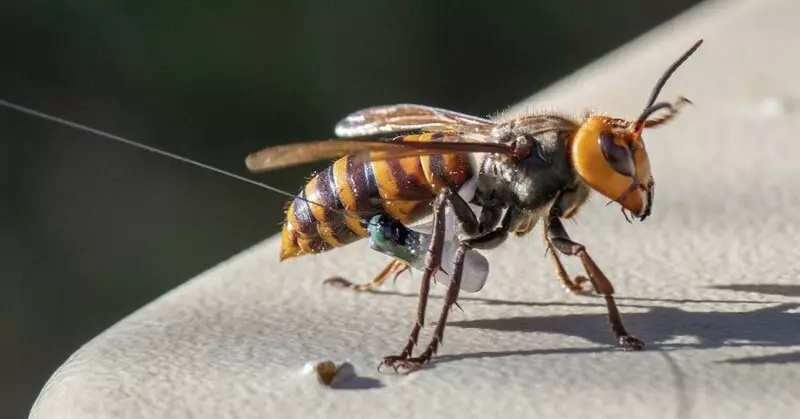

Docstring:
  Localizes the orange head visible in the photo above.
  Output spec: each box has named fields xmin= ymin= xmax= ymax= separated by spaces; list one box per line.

xmin=569 ymin=39 xmax=702 ymax=221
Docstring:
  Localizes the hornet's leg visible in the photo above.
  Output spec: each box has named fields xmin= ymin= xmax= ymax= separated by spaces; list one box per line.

xmin=379 ymin=187 xmax=481 ymax=372
xmin=323 ymin=260 xmax=410 ymax=292
xmin=541 ymin=224 xmax=590 ymax=294
xmin=544 ymin=209 xmax=644 ymax=351
xmin=404 ymin=242 xmax=470 ymax=367
xmin=385 ymin=210 xmax=515 ymax=371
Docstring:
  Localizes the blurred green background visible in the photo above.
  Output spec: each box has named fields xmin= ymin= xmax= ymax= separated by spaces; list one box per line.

xmin=0 ymin=1 xmax=701 ymax=417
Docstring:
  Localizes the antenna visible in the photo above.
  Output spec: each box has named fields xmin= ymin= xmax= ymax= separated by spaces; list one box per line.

xmin=0 ymin=98 xmax=367 ymax=225
xmin=642 ymin=39 xmax=703 ymax=111
xmin=634 ymin=39 xmax=703 ymax=132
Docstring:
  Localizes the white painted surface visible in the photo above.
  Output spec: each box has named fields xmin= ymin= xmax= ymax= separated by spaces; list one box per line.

xmin=30 ymin=0 xmax=800 ymax=417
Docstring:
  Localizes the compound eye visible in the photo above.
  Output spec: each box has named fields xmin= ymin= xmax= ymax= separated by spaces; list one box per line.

xmin=598 ymin=132 xmax=635 ymax=177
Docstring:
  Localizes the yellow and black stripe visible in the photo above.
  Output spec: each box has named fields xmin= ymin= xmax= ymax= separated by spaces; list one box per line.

xmin=279 ymin=132 xmax=474 ymax=260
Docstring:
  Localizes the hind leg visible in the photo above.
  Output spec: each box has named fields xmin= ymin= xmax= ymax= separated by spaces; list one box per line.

xmin=324 ymin=260 xmax=410 ymax=292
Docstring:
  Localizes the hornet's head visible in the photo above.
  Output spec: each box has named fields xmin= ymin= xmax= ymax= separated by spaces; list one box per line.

xmin=569 ymin=39 xmax=702 ymax=221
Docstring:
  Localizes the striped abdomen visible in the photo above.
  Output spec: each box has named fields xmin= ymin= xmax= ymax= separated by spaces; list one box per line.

xmin=279 ymin=133 xmax=474 ymax=260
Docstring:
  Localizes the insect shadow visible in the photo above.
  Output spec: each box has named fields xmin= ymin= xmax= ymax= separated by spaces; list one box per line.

xmin=720 ymin=350 xmax=800 ymax=365
xmin=330 ymin=375 xmax=384 ymax=390
xmin=451 ymin=303 xmax=796 ymax=347
xmin=707 ymin=283 xmax=800 ymax=298
xmin=369 ymin=286 xmax=800 ymax=365
xmin=706 ymin=283 xmax=800 ymax=365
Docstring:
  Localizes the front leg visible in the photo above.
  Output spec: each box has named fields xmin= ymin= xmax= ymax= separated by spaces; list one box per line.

xmin=541 ymin=225 xmax=591 ymax=294
xmin=544 ymin=210 xmax=644 ymax=351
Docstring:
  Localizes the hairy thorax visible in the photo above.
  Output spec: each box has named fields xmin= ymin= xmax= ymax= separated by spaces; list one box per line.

xmin=471 ymin=129 xmax=583 ymax=232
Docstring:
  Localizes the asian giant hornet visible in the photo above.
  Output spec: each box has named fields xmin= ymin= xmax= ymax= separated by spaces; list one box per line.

xmin=244 ymin=39 xmax=703 ymax=372
xmin=0 ymin=39 xmax=703 ymax=374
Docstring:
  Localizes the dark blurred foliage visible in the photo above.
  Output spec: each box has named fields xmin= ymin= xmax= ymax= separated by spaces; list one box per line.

xmin=0 ymin=1 xmax=700 ymax=416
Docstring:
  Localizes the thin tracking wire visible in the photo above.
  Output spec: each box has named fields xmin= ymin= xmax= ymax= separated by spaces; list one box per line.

xmin=0 ymin=98 xmax=366 ymax=224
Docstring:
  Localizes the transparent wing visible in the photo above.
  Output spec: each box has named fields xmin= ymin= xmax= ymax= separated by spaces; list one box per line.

xmin=334 ymin=104 xmax=496 ymax=137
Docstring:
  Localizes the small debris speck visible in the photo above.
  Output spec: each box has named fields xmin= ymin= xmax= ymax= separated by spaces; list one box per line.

xmin=302 ymin=360 xmax=355 ymax=387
